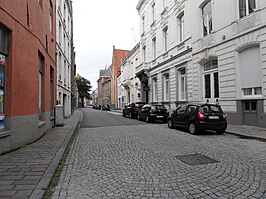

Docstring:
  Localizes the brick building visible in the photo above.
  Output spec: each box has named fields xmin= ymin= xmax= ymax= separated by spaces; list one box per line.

xmin=97 ymin=66 xmax=111 ymax=107
xmin=110 ymin=46 xmax=129 ymax=109
xmin=0 ymin=0 xmax=56 ymax=154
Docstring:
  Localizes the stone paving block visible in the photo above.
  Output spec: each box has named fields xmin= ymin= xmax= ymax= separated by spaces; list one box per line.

xmin=0 ymin=190 xmax=16 ymax=197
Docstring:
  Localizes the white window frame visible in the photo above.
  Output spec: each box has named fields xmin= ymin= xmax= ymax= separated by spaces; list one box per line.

xmin=239 ymin=0 xmax=256 ymax=18
xmin=152 ymin=3 xmax=156 ymax=23
xmin=202 ymin=60 xmax=219 ymax=100
xmin=178 ymin=13 xmax=184 ymax=42
xmin=142 ymin=45 xmax=146 ymax=62
xmin=162 ymin=0 xmax=167 ymax=10
xmin=142 ymin=15 xmax=145 ymax=34
xmin=152 ymin=37 xmax=156 ymax=59
xmin=202 ymin=1 xmax=212 ymax=36
xmin=242 ymin=87 xmax=262 ymax=97
xmin=163 ymin=26 xmax=168 ymax=52
xmin=152 ymin=77 xmax=158 ymax=102
xmin=163 ymin=73 xmax=170 ymax=101
xmin=178 ymin=68 xmax=187 ymax=101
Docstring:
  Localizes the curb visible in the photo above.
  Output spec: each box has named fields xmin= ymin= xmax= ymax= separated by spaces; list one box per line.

xmin=29 ymin=110 xmax=83 ymax=199
xmin=225 ymin=131 xmax=266 ymax=142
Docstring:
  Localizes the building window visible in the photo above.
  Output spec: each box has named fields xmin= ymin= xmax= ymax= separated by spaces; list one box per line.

xmin=163 ymin=0 xmax=167 ymax=10
xmin=152 ymin=78 xmax=158 ymax=102
xmin=0 ymin=54 xmax=6 ymax=129
xmin=178 ymin=13 xmax=184 ymax=42
xmin=244 ymin=100 xmax=257 ymax=111
xmin=239 ymin=0 xmax=256 ymax=18
xmin=152 ymin=3 xmax=156 ymax=22
xmin=38 ymin=52 xmax=44 ymax=121
xmin=163 ymin=73 xmax=170 ymax=101
xmin=163 ymin=26 xmax=168 ymax=51
xmin=152 ymin=37 xmax=156 ymax=59
xmin=142 ymin=16 xmax=145 ymax=34
xmin=202 ymin=1 xmax=212 ymax=36
xmin=49 ymin=0 xmax=53 ymax=32
xmin=50 ymin=67 xmax=54 ymax=117
xmin=239 ymin=46 xmax=261 ymax=95
xmin=178 ymin=68 xmax=187 ymax=101
xmin=142 ymin=46 xmax=146 ymax=62
xmin=203 ymin=60 xmax=219 ymax=99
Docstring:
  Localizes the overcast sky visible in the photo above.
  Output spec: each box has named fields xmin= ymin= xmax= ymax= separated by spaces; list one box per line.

xmin=73 ymin=0 xmax=140 ymax=90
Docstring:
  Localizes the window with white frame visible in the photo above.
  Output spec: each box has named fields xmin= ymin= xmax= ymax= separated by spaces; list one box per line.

xmin=142 ymin=45 xmax=146 ymax=62
xmin=178 ymin=68 xmax=187 ymax=101
xmin=203 ymin=60 xmax=219 ymax=99
xmin=240 ymin=46 xmax=262 ymax=97
xmin=163 ymin=0 xmax=167 ymax=10
xmin=178 ymin=13 xmax=184 ymax=42
xmin=202 ymin=1 xmax=212 ymax=36
xmin=152 ymin=37 xmax=156 ymax=59
xmin=152 ymin=77 xmax=158 ymax=102
xmin=152 ymin=3 xmax=156 ymax=23
xmin=163 ymin=26 xmax=168 ymax=51
xmin=142 ymin=16 xmax=145 ymax=34
xmin=239 ymin=0 xmax=256 ymax=18
xmin=163 ymin=73 xmax=170 ymax=101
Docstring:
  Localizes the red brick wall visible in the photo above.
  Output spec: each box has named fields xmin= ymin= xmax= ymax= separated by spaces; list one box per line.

xmin=0 ymin=0 xmax=56 ymax=116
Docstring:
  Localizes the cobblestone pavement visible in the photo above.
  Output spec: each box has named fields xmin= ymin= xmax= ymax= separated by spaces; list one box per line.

xmin=52 ymin=124 xmax=266 ymax=199
xmin=0 ymin=110 xmax=82 ymax=199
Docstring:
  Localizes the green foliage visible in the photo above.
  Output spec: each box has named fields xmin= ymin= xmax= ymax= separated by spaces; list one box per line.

xmin=76 ymin=74 xmax=92 ymax=107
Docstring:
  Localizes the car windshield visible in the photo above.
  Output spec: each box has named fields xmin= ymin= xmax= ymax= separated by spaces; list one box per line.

xmin=135 ymin=103 xmax=145 ymax=108
xmin=200 ymin=105 xmax=222 ymax=114
xmin=151 ymin=105 xmax=166 ymax=110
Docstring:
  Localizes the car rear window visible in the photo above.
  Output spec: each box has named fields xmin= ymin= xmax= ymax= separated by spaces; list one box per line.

xmin=200 ymin=105 xmax=223 ymax=114
xmin=151 ymin=105 xmax=166 ymax=110
xmin=135 ymin=103 xmax=145 ymax=108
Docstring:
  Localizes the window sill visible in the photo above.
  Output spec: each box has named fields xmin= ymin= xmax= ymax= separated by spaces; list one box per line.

xmin=38 ymin=121 xmax=46 ymax=128
xmin=0 ymin=130 xmax=11 ymax=138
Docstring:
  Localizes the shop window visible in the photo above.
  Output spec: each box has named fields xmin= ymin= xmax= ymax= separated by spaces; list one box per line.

xmin=0 ymin=54 xmax=6 ymax=129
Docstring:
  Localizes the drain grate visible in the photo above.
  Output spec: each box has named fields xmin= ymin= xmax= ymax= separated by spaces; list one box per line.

xmin=175 ymin=154 xmax=219 ymax=166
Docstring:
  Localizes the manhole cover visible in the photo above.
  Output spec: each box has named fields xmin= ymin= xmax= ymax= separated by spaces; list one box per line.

xmin=175 ymin=154 xmax=219 ymax=166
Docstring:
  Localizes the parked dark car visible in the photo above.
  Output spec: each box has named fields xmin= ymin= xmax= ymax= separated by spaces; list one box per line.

xmin=122 ymin=102 xmax=146 ymax=118
xmin=167 ymin=103 xmax=227 ymax=134
xmin=137 ymin=104 xmax=169 ymax=123
xmin=102 ymin=105 xmax=110 ymax=111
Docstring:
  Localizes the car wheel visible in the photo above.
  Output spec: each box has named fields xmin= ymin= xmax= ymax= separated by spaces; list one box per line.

xmin=129 ymin=112 xmax=133 ymax=119
xmin=216 ymin=129 xmax=225 ymax=134
xmin=168 ymin=119 xmax=174 ymax=129
xmin=145 ymin=115 xmax=150 ymax=123
xmin=188 ymin=122 xmax=198 ymax=134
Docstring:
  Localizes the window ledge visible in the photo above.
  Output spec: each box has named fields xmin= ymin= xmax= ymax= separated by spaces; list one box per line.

xmin=0 ymin=130 xmax=11 ymax=138
xmin=38 ymin=121 xmax=46 ymax=128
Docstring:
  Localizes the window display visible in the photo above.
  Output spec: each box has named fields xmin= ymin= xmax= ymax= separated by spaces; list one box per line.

xmin=0 ymin=54 xmax=5 ymax=129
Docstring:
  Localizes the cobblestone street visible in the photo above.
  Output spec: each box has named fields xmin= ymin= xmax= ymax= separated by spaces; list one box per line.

xmin=52 ymin=121 xmax=266 ymax=198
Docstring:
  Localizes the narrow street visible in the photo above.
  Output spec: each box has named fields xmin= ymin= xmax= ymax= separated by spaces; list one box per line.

xmin=51 ymin=108 xmax=266 ymax=199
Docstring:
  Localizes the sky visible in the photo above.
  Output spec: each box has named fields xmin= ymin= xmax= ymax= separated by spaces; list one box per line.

xmin=72 ymin=0 xmax=140 ymax=90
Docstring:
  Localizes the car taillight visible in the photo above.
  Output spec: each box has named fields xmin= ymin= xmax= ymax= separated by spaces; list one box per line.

xmin=197 ymin=112 xmax=204 ymax=121
xmin=133 ymin=107 xmax=139 ymax=111
xmin=222 ymin=113 xmax=227 ymax=121
xmin=165 ymin=111 xmax=169 ymax=116
xmin=149 ymin=110 xmax=156 ymax=115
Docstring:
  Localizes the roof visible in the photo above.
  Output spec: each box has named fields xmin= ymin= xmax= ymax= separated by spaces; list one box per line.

xmin=99 ymin=65 xmax=112 ymax=77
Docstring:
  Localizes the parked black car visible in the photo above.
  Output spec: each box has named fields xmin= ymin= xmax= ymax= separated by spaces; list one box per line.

xmin=167 ymin=103 xmax=227 ymax=134
xmin=137 ymin=104 xmax=169 ymax=123
xmin=122 ymin=102 xmax=146 ymax=118
xmin=102 ymin=104 xmax=110 ymax=111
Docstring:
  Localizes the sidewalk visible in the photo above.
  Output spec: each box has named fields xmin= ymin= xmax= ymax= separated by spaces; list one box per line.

xmin=0 ymin=109 xmax=83 ymax=199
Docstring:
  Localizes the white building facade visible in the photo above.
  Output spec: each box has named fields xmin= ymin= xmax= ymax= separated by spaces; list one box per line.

xmin=119 ymin=44 xmax=142 ymax=108
xmin=136 ymin=0 xmax=266 ymax=127
xmin=56 ymin=0 xmax=73 ymax=118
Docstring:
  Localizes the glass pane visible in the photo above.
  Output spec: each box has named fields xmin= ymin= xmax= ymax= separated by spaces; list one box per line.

xmin=214 ymin=72 xmax=219 ymax=98
xmin=251 ymin=101 xmax=257 ymax=111
xmin=243 ymin=88 xmax=252 ymax=95
xmin=205 ymin=74 xmax=211 ymax=98
xmin=0 ymin=64 xmax=5 ymax=129
xmin=203 ymin=16 xmax=208 ymax=36
xmin=254 ymin=87 xmax=262 ymax=95
xmin=208 ymin=12 xmax=212 ymax=33
xmin=248 ymin=0 xmax=256 ymax=14
xmin=181 ymin=76 xmax=185 ymax=100
xmin=202 ymin=1 xmax=211 ymax=14
xmin=0 ymin=27 xmax=9 ymax=55
xmin=244 ymin=102 xmax=250 ymax=111
xmin=239 ymin=0 xmax=246 ymax=18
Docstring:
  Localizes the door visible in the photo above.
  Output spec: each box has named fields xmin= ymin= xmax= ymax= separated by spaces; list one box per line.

xmin=174 ymin=104 xmax=188 ymax=127
xmin=243 ymin=100 xmax=258 ymax=126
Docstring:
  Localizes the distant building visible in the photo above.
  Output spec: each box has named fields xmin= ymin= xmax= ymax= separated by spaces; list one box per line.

xmin=56 ymin=0 xmax=73 ymax=118
xmin=110 ymin=46 xmax=130 ymax=109
xmin=97 ymin=66 xmax=111 ymax=107
xmin=0 ymin=0 xmax=56 ymax=154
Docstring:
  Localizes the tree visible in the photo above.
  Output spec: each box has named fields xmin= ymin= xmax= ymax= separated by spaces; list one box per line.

xmin=76 ymin=74 xmax=92 ymax=107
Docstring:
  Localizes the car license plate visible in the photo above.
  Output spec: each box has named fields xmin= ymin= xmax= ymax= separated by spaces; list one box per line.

xmin=209 ymin=116 xmax=219 ymax=119
xmin=157 ymin=116 xmax=163 ymax=118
